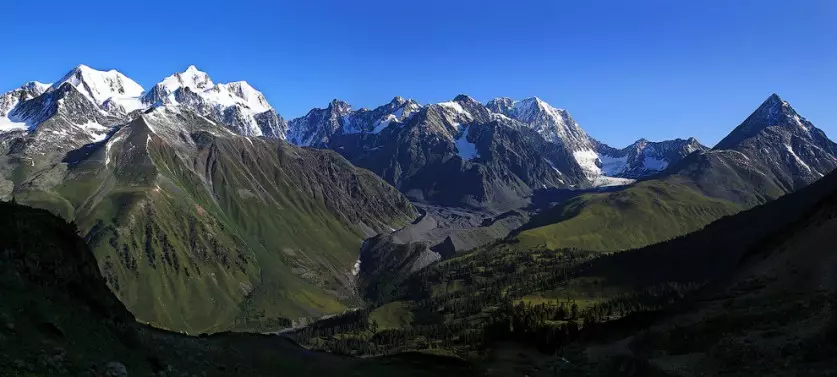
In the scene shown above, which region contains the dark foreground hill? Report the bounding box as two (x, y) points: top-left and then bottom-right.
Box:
(0, 200), (472, 377)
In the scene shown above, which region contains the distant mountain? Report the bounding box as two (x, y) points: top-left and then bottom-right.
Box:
(565, 157), (837, 375)
(288, 95), (593, 211)
(142, 65), (287, 138)
(486, 96), (601, 177)
(287, 97), (422, 147)
(667, 93), (837, 204)
(511, 94), (837, 252)
(592, 137), (708, 178)
(51, 64), (145, 116)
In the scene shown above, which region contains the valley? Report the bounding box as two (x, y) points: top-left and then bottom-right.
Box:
(1, 62), (835, 376)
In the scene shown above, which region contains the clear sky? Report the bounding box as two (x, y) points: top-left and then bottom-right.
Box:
(2, 0), (835, 147)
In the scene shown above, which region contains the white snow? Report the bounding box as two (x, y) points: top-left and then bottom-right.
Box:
(784, 144), (817, 175)
(76, 121), (109, 142)
(53, 65), (145, 107)
(105, 96), (145, 114)
(573, 149), (602, 177)
(590, 175), (635, 187)
(372, 114), (397, 134)
(351, 258), (362, 276)
(439, 101), (467, 115)
(544, 158), (563, 175)
(0, 117), (27, 132)
(544, 159), (565, 184)
(599, 154), (628, 176)
(455, 126), (479, 160)
(104, 132), (126, 166)
(158, 65), (214, 94)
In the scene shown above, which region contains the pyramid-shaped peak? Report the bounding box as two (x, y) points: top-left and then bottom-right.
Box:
(453, 94), (478, 103)
(714, 93), (812, 150)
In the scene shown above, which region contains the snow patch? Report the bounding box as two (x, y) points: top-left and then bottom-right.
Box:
(105, 132), (126, 167)
(439, 101), (467, 115)
(590, 175), (635, 187)
(372, 114), (397, 134)
(76, 121), (109, 142)
(573, 149), (602, 177)
(784, 144), (817, 175)
(0, 117), (27, 132)
(455, 126), (479, 160)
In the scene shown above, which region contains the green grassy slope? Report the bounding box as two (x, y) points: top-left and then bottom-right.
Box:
(514, 180), (741, 252)
(0, 200), (472, 377)
(9, 111), (416, 333)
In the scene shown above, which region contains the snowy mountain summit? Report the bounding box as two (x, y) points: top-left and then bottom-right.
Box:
(142, 66), (284, 137)
(51, 64), (146, 115)
(0, 64), (287, 159)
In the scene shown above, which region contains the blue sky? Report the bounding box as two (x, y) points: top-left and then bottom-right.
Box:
(2, 0), (835, 147)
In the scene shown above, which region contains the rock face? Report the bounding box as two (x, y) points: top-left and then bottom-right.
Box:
(666, 94), (837, 204)
(592, 137), (708, 178)
(487, 96), (600, 177)
(286, 95), (594, 211)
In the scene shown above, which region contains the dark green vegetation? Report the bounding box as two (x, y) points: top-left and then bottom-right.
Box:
(0, 200), (473, 377)
(291, 166), (837, 375)
(6, 108), (417, 333)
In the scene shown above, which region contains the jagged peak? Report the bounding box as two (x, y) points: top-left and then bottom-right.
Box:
(714, 93), (812, 150)
(488, 96), (513, 103)
(327, 99), (352, 114)
(390, 96), (407, 106)
(22, 81), (52, 92)
(158, 65), (214, 93)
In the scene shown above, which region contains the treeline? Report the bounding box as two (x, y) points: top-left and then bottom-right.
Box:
(483, 281), (703, 352)
(289, 241), (704, 357)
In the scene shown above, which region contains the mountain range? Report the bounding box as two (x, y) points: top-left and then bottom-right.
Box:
(1, 64), (836, 334)
(2, 65), (715, 210)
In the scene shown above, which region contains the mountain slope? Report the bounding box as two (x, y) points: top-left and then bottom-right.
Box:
(289, 95), (591, 211)
(666, 93), (837, 205)
(0, 200), (473, 377)
(512, 94), (837, 252)
(9, 106), (417, 333)
(592, 137), (708, 178)
(573, 158), (837, 376)
(487, 96), (601, 177)
(514, 180), (740, 251)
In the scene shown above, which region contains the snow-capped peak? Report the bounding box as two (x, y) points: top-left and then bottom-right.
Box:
(221, 81), (272, 113)
(51, 65), (145, 107)
(159, 65), (214, 94)
(22, 81), (52, 94)
(1, 81), (52, 117)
